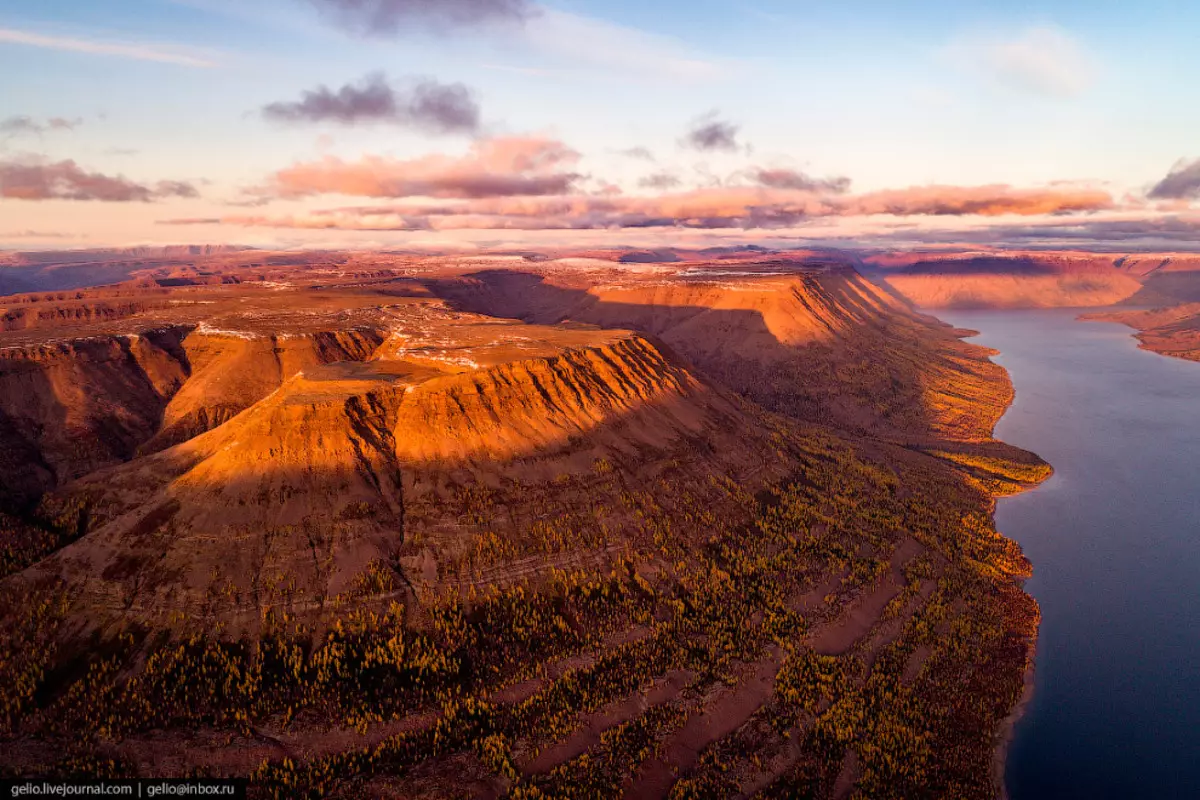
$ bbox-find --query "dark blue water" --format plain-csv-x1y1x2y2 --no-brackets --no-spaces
937,309,1200,800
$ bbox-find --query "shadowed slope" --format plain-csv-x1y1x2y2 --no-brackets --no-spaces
862,251,1191,309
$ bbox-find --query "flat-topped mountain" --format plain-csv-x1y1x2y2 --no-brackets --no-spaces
864,248,1200,308
424,263,1015,443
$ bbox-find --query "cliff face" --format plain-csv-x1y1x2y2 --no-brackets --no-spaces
1113,254,1200,276
0,328,191,507
392,335,706,464
869,253,1141,309
0,301,154,332
0,325,394,508
883,272,1141,309
45,368,410,620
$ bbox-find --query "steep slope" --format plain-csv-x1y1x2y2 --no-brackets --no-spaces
0,322,392,507
1116,255,1200,305
35,364,414,623
1112,253,1200,277
1,300,156,333
426,264,1014,443
391,335,704,464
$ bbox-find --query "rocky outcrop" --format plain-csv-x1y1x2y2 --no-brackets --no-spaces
392,335,705,463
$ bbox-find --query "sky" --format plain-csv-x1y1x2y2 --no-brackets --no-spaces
3,0,1200,251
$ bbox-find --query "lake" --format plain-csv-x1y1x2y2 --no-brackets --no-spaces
937,309,1200,800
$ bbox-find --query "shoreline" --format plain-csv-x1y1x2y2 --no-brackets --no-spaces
943,312,1050,800
992,629,1038,800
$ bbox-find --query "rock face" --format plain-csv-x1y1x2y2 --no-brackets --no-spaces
0,301,154,332
391,335,705,464
883,272,1141,309
0,325,393,504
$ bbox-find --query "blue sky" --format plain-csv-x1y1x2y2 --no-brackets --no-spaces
2,0,1200,249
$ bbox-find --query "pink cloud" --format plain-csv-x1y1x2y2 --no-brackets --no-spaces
256,136,582,200
0,157,199,202
847,184,1114,216
169,182,1114,235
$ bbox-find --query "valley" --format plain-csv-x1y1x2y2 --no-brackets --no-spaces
0,249,1050,798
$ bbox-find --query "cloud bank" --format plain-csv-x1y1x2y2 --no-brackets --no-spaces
173,182,1113,233
0,158,199,202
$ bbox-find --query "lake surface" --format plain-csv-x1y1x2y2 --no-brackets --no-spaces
937,309,1200,800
